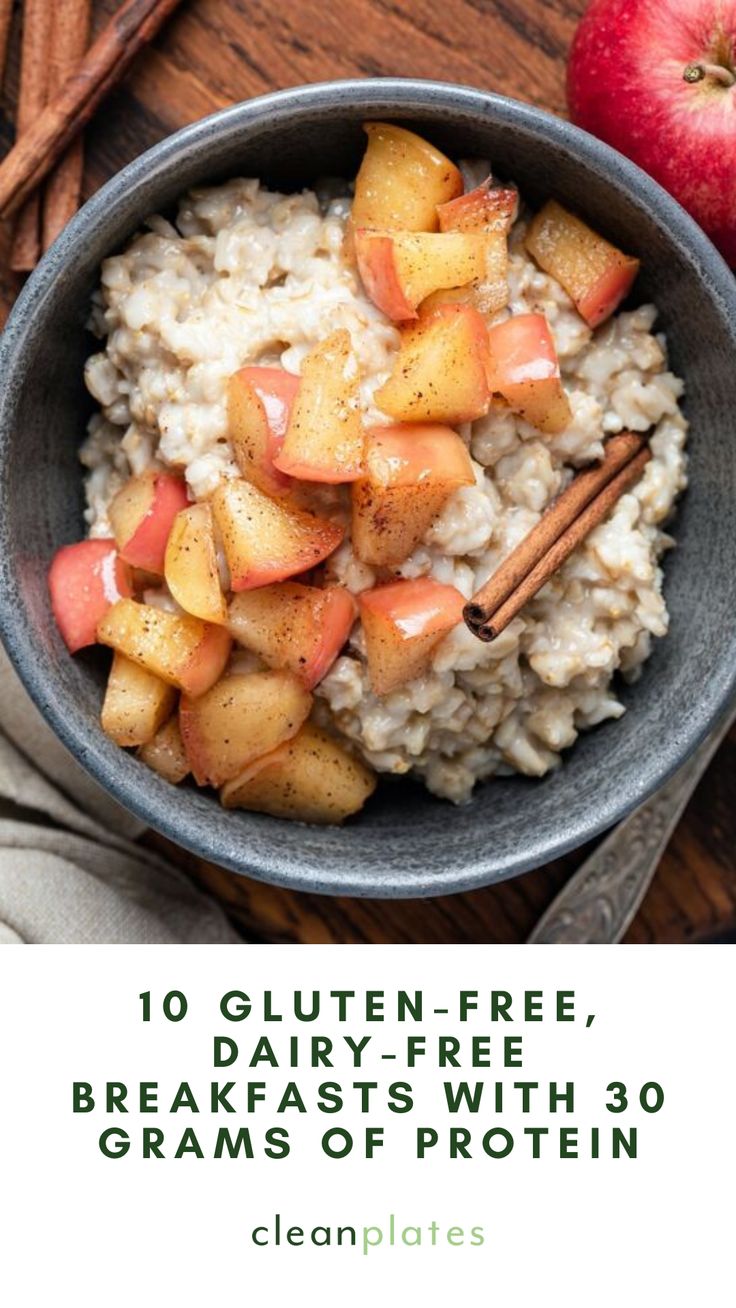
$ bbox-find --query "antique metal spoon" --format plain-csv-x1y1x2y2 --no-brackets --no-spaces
528,705,735,944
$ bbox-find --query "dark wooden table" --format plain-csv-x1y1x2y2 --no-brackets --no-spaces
1,0,735,943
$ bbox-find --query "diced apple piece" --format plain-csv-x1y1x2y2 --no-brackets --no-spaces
474,233,511,316
211,478,343,591
109,471,189,575
221,723,376,824
354,229,488,321
436,177,517,316
422,245,509,316
227,366,299,496
352,423,474,566
49,539,133,654
228,583,356,689
274,331,364,482
164,502,226,624
525,200,640,328
437,178,518,234
138,715,190,784
97,599,231,697
179,671,312,787
359,577,466,694
375,304,490,424
486,313,571,434
351,121,463,233
101,651,177,748
419,241,509,317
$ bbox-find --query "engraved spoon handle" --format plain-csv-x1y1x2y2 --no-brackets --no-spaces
528,705,735,944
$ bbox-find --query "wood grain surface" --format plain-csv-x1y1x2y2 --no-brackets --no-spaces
1,0,734,943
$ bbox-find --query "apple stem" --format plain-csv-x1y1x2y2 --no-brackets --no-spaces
683,61,736,88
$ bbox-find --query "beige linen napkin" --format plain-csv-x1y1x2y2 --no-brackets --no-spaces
0,645,240,944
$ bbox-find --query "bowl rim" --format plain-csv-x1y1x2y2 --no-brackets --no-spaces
2,75,736,899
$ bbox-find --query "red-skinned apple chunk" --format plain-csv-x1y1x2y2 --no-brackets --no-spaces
138,714,190,784
96,599,231,697
525,201,639,328
211,478,344,590
359,577,466,694
227,366,299,496
350,122,463,233
48,539,133,653
179,671,312,787
108,471,189,574
354,230,489,321
101,652,177,748
164,502,227,624
352,424,475,566
221,723,376,824
486,313,571,434
437,178,518,235
274,331,364,482
375,304,491,424
436,177,518,316
228,583,356,689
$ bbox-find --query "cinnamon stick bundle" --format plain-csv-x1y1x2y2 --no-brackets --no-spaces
465,433,651,642
0,0,185,221
43,0,92,252
10,0,53,271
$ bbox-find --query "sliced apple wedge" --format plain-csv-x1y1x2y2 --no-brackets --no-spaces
97,599,231,697
109,471,189,575
221,723,376,824
179,671,312,787
525,200,640,328
351,121,463,233
419,241,508,316
138,715,190,784
164,502,227,624
354,230,488,321
274,331,364,482
227,365,299,496
486,313,571,434
101,652,177,748
375,304,491,424
228,583,356,689
48,539,133,654
437,177,518,234
436,176,517,316
352,423,475,566
359,577,466,694
474,233,511,316
211,478,344,590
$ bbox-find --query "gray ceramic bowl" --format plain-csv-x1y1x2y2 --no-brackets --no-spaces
1,78,735,898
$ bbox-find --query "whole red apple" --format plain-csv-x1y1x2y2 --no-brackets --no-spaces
568,0,736,266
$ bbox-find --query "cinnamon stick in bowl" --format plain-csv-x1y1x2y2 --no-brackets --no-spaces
464,432,651,642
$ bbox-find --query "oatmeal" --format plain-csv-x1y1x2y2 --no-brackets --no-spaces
83,182,399,521
51,122,686,820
